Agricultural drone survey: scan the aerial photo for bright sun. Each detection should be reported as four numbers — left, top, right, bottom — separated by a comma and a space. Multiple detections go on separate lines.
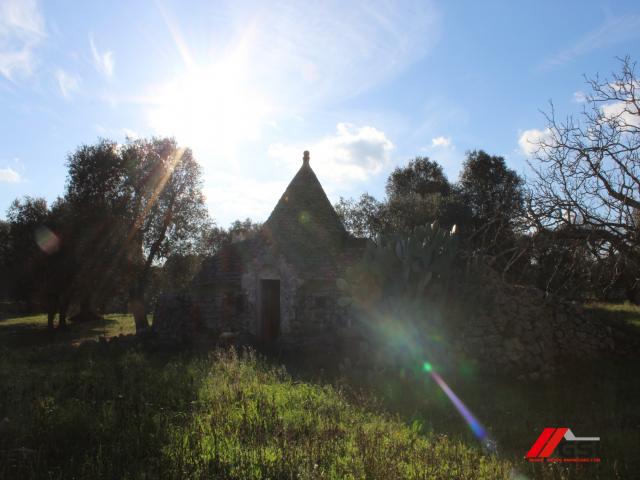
148, 56, 272, 162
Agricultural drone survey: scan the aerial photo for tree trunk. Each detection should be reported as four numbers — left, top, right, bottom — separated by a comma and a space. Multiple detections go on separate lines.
74, 298, 95, 323
59, 300, 68, 329
626, 286, 640, 305
129, 284, 149, 333
47, 310, 55, 330
129, 189, 177, 335
47, 294, 58, 330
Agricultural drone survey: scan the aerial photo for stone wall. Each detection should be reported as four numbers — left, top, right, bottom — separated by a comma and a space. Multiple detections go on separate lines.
447, 271, 618, 378
174, 255, 635, 379
292, 281, 347, 334
193, 244, 351, 344
335, 267, 631, 379
153, 292, 203, 344
240, 251, 302, 337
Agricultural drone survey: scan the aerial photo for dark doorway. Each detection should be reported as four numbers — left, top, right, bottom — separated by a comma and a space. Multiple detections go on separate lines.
260, 279, 280, 341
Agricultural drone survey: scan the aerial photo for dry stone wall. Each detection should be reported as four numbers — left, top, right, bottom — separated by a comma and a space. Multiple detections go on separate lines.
336, 268, 626, 379
157, 262, 633, 380
153, 292, 203, 344
240, 251, 302, 337
449, 277, 617, 378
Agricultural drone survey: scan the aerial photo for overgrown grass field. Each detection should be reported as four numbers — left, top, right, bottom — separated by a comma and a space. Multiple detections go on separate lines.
0, 314, 510, 479
585, 301, 640, 329
0, 310, 638, 479
0, 313, 137, 348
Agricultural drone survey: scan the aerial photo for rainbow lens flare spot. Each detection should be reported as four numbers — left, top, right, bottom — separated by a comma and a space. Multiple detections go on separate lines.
35, 226, 60, 254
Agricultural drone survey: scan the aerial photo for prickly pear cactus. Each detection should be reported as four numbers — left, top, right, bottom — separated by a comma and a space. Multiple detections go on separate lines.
336, 223, 459, 363
337, 222, 458, 311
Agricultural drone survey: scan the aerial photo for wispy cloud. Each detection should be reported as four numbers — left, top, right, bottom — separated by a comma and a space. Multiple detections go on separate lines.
89, 33, 114, 77
134, 1, 436, 224
154, 0, 440, 116
573, 91, 587, 103
0, 166, 21, 183
55, 68, 80, 98
247, 0, 440, 106
541, 15, 640, 69
0, 0, 45, 80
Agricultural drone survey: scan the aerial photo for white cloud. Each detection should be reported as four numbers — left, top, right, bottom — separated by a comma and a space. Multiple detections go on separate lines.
601, 101, 640, 127
518, 103, 638, 159
431, 136, 452, 148
135, 0, 438, 178
0, 0, 45, 80
89, 33, 114, 77
268, 123, 394, 186
0, 167, 20, 182
573, 91, 587, 103
518, 128, 552, 156
55, 68, 80, 98
420, 135, 462, 179
139, 1, 436, 225
206, 122, 393, 225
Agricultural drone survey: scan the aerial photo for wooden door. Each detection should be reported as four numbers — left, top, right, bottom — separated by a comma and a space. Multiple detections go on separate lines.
260, 280, 280, 341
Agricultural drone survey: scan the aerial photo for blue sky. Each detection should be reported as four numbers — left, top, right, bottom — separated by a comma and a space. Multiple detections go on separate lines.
1, 0, 639, 226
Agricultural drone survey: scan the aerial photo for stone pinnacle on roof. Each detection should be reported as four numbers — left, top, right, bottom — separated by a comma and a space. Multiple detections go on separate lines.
264, 149, 347, 253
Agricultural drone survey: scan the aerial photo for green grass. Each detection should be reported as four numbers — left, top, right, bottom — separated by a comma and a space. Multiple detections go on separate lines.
585, 301, 640, 329
0, 314, 511, 479
1, 309, 638, 479
0, 313, 143, 348
343, 358, 640, 479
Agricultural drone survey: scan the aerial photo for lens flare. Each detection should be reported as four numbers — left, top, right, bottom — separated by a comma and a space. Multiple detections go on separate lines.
34, 226, 60, 254
430, 370, 486, 440
422, 362, 496, 452
298, 210, 311, 224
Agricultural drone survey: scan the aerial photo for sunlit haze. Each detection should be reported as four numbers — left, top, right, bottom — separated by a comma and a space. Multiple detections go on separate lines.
1, 0, 639, 225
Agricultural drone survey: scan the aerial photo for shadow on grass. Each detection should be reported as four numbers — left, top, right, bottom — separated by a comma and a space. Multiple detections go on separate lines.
0, 338, 517, 480
268, 344, 640, 480
2, 313, 639, 479
0, 332, 211, 479
584, 303, 640, 331
0, 317, 121, 349
0, 313, 40, 322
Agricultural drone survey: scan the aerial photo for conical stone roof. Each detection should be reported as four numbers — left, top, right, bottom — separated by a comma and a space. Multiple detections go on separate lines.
193, 151, 364, 287
263, 151, 349, 274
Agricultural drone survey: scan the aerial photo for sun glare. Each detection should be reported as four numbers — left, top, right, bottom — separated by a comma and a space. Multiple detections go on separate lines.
148, 58, 272, 161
